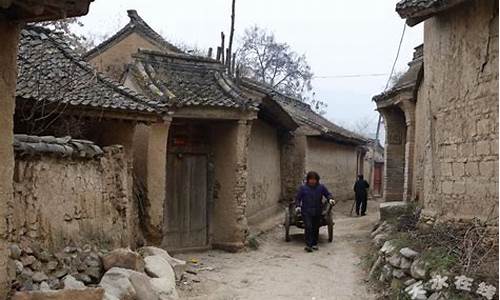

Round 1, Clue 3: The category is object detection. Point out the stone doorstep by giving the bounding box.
[12,288,104,300]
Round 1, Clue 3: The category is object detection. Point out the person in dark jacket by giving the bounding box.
[353,174,370,216]
[295,171,335,252]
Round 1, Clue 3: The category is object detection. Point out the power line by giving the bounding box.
[376,22,407,143]
[313,73,388,79]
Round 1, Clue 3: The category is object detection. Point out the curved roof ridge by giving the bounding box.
[84,9,182,59]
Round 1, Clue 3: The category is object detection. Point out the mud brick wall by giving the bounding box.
[8,146,135,250]
[247,119,282,225]
[305,137,359,201]
[414,0,499,221]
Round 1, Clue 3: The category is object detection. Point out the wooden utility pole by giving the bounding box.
[226,0,236,73]
[220,32,225,65]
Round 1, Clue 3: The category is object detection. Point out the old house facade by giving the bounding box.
[85,10,367,252]
[12,26,167,253]
[375,0,498,222]
[0,1,95,296]
[242,79,367,203]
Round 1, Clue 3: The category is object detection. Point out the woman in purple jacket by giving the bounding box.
[295,171,336,252]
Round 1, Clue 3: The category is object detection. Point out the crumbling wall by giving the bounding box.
[305,137,359,201]
[211,120,251,251]
[8,146,133,250]
[415,0,499,221]
[281,133,307,202]
[247,119,282,225]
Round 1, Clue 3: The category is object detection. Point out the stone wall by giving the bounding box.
[414,0,499,221]
[247,119,282,225]
[8,146,134,251]
[305,137,359,201]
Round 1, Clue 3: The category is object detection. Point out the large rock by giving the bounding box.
[11,288,104,300]
[144,256,175,280]
[101,248,144,272]
[100,267,158,300]
[379,201,410,221]
[139,247,186,279]
[150,277,178,300]
[400,257,412,270]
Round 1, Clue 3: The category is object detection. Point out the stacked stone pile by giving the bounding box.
[10,243,186,300]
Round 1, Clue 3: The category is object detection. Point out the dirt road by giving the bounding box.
[177,200,380,300]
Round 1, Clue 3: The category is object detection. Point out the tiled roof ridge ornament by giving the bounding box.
[127,9,141,22]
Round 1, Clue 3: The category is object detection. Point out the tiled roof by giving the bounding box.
[129,50,259,111]
[396,0,470,26]
[14,134,105,159]
[17,26,167,117]
[241,79,366,145]
[373,44,423,102]
[84,9,182,59]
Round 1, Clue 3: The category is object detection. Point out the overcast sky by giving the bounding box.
[76,0,423,138]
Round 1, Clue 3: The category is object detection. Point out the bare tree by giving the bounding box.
[236,25,313,100]
[36,18,95,55]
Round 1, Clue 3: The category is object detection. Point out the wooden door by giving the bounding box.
[165,152,208,250]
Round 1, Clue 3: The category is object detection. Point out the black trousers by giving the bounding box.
[355,195,367,215]
[302,213,321,247]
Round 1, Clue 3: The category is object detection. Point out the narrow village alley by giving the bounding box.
[176,200,380,300]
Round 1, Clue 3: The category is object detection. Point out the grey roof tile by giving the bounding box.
[14,134,105,158]
[17,26,167,116]
[130,50,259,111]
[240,78,366,145]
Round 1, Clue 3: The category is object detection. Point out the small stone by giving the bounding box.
[46,261,58,271]
[32,272,48,283]
[400,257,412,270]
[36,250,51,263]
[388,254,401,268]
[47,278,61,290]
[380,264,393,282]
[85,267,102,282]
[39,281,51,291]
[63,275,86,290]
[74,273,92,284]
[404,278,417,286]
[14,260,24,275]
[54,268,68,279]
[31,260,42,271]
[21,256,37,267]
[380,240,396,255]
[410,258,428,279]
[392,269,406,279]
[64,246,78,254]
[400,247,419,259]
[373,233,390,248]
[10,244,22,259]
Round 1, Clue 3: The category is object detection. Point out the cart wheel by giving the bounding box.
[327,214,334,243]
[285,209,291,242]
